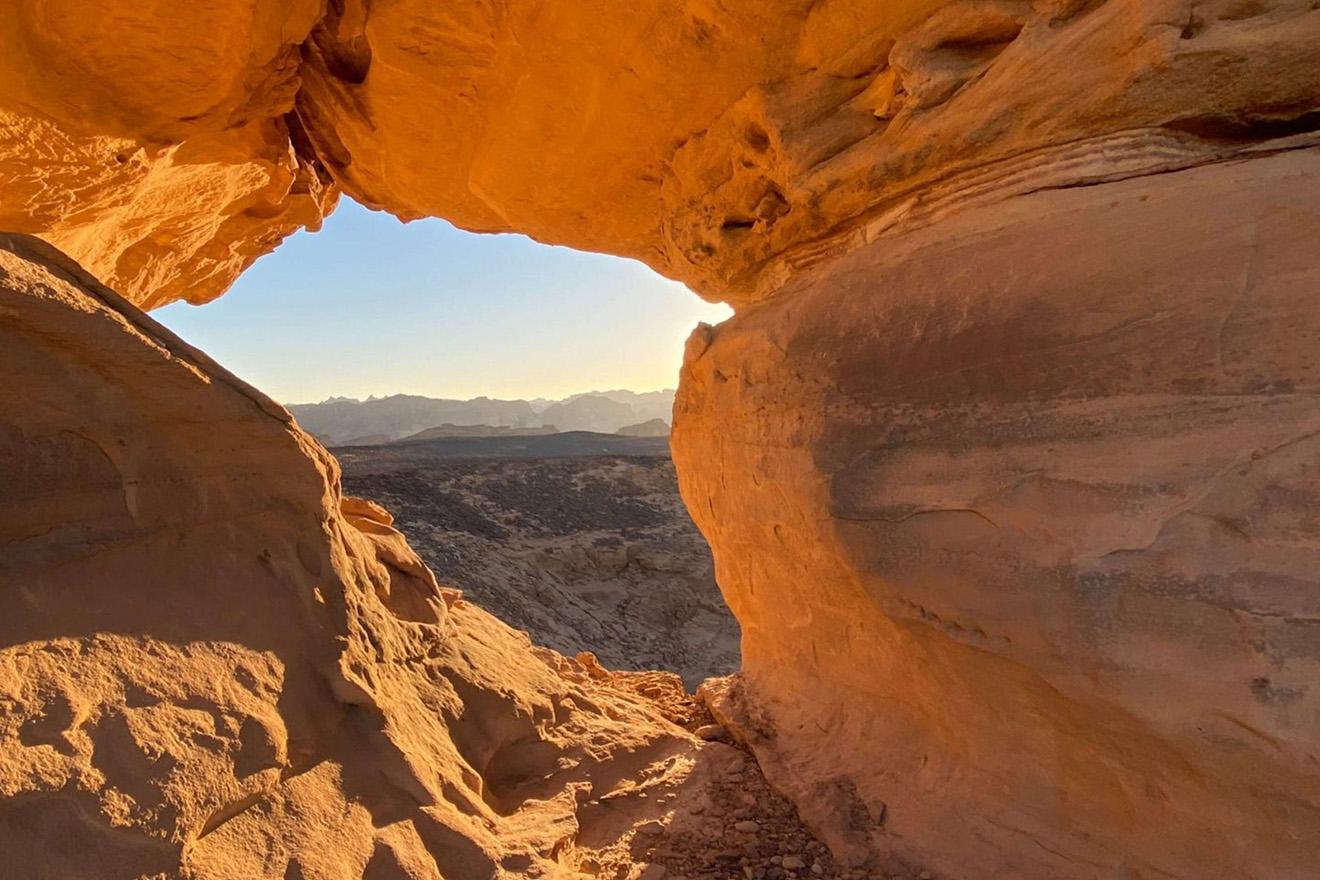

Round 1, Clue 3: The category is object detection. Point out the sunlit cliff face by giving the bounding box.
[3,1,1320,877]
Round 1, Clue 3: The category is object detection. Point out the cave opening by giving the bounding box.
[153,197,740,688]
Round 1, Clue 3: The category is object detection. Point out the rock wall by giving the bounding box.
[0,2,336,307]
[676,147,1320,878]
[3,0,1320,877]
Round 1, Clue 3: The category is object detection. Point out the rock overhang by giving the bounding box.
[3,0,1318,308]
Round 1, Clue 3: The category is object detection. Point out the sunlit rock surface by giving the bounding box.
[676,148,1320,878]
[0,234,713,879]
[6,1,1319,306]
[0,1,335,307]
[2,0,1320,876]
[297,0,1320,303]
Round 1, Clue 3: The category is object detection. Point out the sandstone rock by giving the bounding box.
[0,233,705,878]
[0,2,336,306]
[695,724,730,742]
[296,0,1320,304]
[2,3,1320,879]
[3,2,1316,308]
[680,147,1320,877]
[339,494,451,624]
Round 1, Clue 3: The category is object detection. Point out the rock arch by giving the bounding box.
[2,1,1320,876]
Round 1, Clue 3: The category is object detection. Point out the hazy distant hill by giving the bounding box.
[401,424,559,442]
[288,389,674,445]
[567,389,674,424]
[287,395,538,445]
[616,418,670,437]
[538,395,636,434]
[337,431,672,459]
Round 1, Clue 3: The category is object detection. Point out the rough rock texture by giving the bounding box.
[0,1,336,307]
[296,0,1320,303]
[0,234,729,879]
[676,147,1320,878]
[7,1,1319,307]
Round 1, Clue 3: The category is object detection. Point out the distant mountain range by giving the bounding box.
[287,389,675,446]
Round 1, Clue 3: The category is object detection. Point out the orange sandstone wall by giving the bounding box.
[4,1,1320,307]
[0,2,336,307]
[676,147,1320,877]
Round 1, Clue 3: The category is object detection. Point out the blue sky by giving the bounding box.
[155,199,731,404]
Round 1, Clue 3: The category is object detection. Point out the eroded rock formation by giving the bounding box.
[0,2,336,307]
[3,0,1320,877]
[679,148,1320,878]
[0,233,751,879]
[6,1,1320,308]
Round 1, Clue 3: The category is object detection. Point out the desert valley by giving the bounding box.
[331,425,739,687]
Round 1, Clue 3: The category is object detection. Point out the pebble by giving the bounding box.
[695,723,730,741]
[919,873,933,880]
[782,856,806,870]
[734,820,760,833]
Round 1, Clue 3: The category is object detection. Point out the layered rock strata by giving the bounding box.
[676,146,1320,878]
[5,1,1319,307]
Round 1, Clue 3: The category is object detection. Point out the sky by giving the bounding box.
[154,199,731,405]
